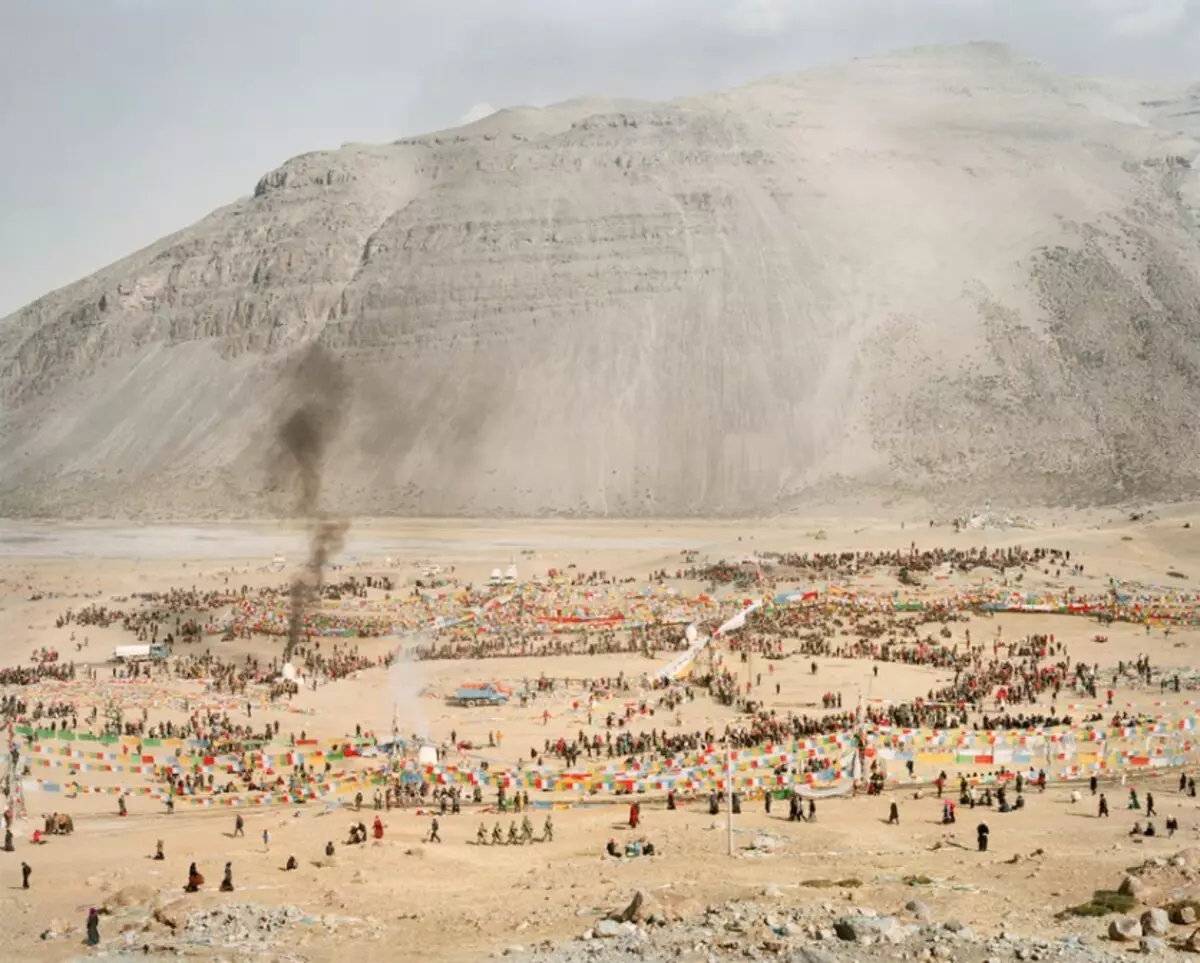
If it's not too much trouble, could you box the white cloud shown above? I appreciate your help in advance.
[1088,0,1191,38]
[459,102,498,125]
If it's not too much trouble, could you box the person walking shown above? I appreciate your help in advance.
[21,861,31,889]
[234,814,244,837]
[976,823,990,853]
[86,907,100,945]
[888,801,900,825]
[1147,793,1157,817]
[1098,793,1109,818]
[429,817,441,843]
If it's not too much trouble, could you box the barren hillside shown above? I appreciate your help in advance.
[2,43,1199,519]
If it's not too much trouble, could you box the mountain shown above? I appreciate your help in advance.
[2,43,1200,519]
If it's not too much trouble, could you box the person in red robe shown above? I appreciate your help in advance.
[373,816,384,840]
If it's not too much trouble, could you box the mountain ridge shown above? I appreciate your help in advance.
[2,43,1199,519]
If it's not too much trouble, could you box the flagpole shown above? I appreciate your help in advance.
[726,743,734,857]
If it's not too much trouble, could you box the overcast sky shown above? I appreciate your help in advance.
[2,0,1198,317]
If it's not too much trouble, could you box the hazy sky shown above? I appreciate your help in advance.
[2,0,1198,317]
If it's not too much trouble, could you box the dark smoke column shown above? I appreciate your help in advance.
[275,345,349,665]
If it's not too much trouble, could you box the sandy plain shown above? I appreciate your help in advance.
[3,507,1200,962]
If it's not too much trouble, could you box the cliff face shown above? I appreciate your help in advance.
[2,44,1199,518]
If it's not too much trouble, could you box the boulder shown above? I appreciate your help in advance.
[1172,904,1197,925]
[1140,908,1170,936]
[1109,917,1143,941]
[834,915,908,945]
[613,891,646,924]
[905,899,932,921]
[1139,936,1166,954]
[1186,927,1200,952]
[593,919,624,939]
[1119,875,1151,900]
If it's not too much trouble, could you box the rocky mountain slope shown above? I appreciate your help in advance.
[2,43,1199,518]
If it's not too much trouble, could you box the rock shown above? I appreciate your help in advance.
[833,915,908,945]
[1172,904,1197,925]
[1186,928,1200,951]
[791,949,839,963]
[1109,917,1143,941]
[613,891,647,924]
[762,885,783,899]
[503,947,525,956]
[905,900,932,921]
[1119,875,1151,900]
[750,836,780,852]
[593,919,624,939]
[1140,908,1170,935]
[1139,936,1166,954]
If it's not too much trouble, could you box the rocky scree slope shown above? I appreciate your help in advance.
[1,44,1199,518]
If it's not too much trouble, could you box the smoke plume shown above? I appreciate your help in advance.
[276,345,349,664]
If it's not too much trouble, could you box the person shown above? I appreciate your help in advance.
[708,792,719,816]
[1167,816,1179,837]
[888,801,900,825]
[491,823,503,845]
[373,816,384,840]
[262,829,270,850]
[1090,775,1098,796]
[21,861,30,889]
[429,817,441,843]
[543,815,554,843]
[606,838,621,857]
[667,790,676,811]
[220,862,234,892]
[234,814,245,837]
[765,791,772,815]
[86,907,100,946]
[1181,773,1187,793]
[324,841,335,857]
[507,821,519,845]
[185,862,204,892]
[976,823,989,853]
[1098,793,1109,818]
[166,796,175,815]
[942,801,956,824]
[732,792,742,815]
[1129,789,1141,810]
[1144,821,1157,837]
[3,828,13,852]
[154,839,165,860]
[477,823,487,845]
[285,855,298,871]
[807,799,816,822]
[1147,793,1157,817]
[629,802,640,829]
[1130,822,1143,836]
[118,795,127,817]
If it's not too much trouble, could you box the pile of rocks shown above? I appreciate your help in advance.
[182,903,306,947]
[513,891,1135,963]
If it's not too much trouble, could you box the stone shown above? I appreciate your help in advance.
[833,915,908,945]
[594,919,624,938]
[1119,875,1150,900]
[614,891,647,924]
[762,885,783,899]
[790,949,839,963]
[1186,928,1200,951]
[1172,904,1197,925]
[751,835,780,852]
[1109,917,1143,941]
[905,900,932,921]
[1139,936,1166,954]
[1140,908,1169,936]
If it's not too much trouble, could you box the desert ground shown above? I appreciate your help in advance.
[3,506,1200,962]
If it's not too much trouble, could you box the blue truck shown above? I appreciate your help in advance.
[449,683,510,708]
